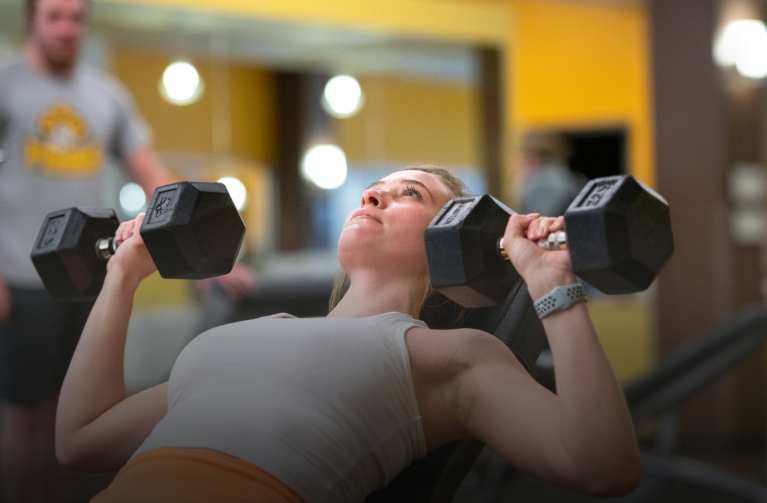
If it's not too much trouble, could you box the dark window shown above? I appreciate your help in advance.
[560,128,626,180]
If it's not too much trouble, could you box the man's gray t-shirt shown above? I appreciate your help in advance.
[0,58,150,287]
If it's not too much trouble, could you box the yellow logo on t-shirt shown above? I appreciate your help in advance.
[25,103,103,176]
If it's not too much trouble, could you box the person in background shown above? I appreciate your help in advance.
[0,0,254,500]
[519,131,586,218]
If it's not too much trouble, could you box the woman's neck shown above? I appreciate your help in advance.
[327,270,427,320]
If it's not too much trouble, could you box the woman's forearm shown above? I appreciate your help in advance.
[538,284,641,493]
[56,268,140,458]
[485,213,640,494]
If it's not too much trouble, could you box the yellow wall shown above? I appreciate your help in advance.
[110,45,275,163]
[589,298,656,384]
[110,45,276,307]
[508,0,653,187]
[502,0,656,378]
[337,75,479,167]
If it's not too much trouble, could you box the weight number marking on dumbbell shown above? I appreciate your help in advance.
[147,187,178,225]
[577,179,616,208]
[154,197,171,215]
[38,215,64,249]
[433,200,474,227]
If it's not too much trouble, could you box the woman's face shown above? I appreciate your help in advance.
[338,170,452,276]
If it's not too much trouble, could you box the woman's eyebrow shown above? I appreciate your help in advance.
[366,179,434,200]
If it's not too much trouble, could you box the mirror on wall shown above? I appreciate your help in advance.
[0,0,496,259]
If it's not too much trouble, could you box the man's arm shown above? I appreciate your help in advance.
[125,146,175,195]
[0,72,12,323]
[0,274,10,323]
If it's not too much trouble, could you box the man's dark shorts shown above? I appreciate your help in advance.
[0,288,93,404]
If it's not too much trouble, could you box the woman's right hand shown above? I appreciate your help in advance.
[107,213,157,286]
[502,213,576,298]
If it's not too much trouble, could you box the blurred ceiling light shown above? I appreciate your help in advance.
[119,182,146,215]
[217,176,247,211]
[160,61,204,105]
[322,75,363,118]
[302,144,347,189]
[714,19,767,79]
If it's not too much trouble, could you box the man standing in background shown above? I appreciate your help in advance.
[519,131,585,218]
[1,0,173,500]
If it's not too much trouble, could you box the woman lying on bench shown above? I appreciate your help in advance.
[56,166,640,502]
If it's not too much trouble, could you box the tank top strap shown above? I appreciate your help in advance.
[372,311,428,330]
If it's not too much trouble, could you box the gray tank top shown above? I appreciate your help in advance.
[133,312,429,503]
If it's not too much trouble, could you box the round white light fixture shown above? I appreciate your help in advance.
[119,182,146,215]
[217,176,247,211]
[160,61,204,105]
[302,144,347,189]
[322,75,363,118]
[714,19,767,79]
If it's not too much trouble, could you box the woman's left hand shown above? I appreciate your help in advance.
[501,214,576,298]
[107,213,157,287]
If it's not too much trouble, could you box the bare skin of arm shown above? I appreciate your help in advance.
[407,214,641,497]
[56,214,168,472]
[0,274,10,323]
[126,146,175,196]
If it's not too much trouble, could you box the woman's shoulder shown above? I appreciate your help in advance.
[405,325,505,370]
[408,324,496,342]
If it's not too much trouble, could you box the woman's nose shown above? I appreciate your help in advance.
[361,189,385,208]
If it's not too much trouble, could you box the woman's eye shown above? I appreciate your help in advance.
[401,186,422,199]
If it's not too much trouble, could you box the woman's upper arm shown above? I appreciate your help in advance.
[57,381,168,472]
[454,333,581,489]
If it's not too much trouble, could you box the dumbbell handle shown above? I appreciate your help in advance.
[95,237,119,260]
[498,231,568,259]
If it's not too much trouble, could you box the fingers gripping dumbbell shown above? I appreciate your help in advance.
[497,230,566,260]
[30,181,246,300]
[424,175,674,308]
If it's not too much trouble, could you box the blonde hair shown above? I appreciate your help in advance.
[328,165,471,328]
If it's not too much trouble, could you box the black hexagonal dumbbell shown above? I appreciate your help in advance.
[424,175,674,308]
[30,181,246,300]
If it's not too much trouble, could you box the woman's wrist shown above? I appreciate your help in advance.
[104,263,144,294]
[526,269,579,301]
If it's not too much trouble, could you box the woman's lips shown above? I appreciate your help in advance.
[350,210,381,223]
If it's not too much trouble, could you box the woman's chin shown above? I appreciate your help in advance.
[339,224,382,242]
[338,230,385,264]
